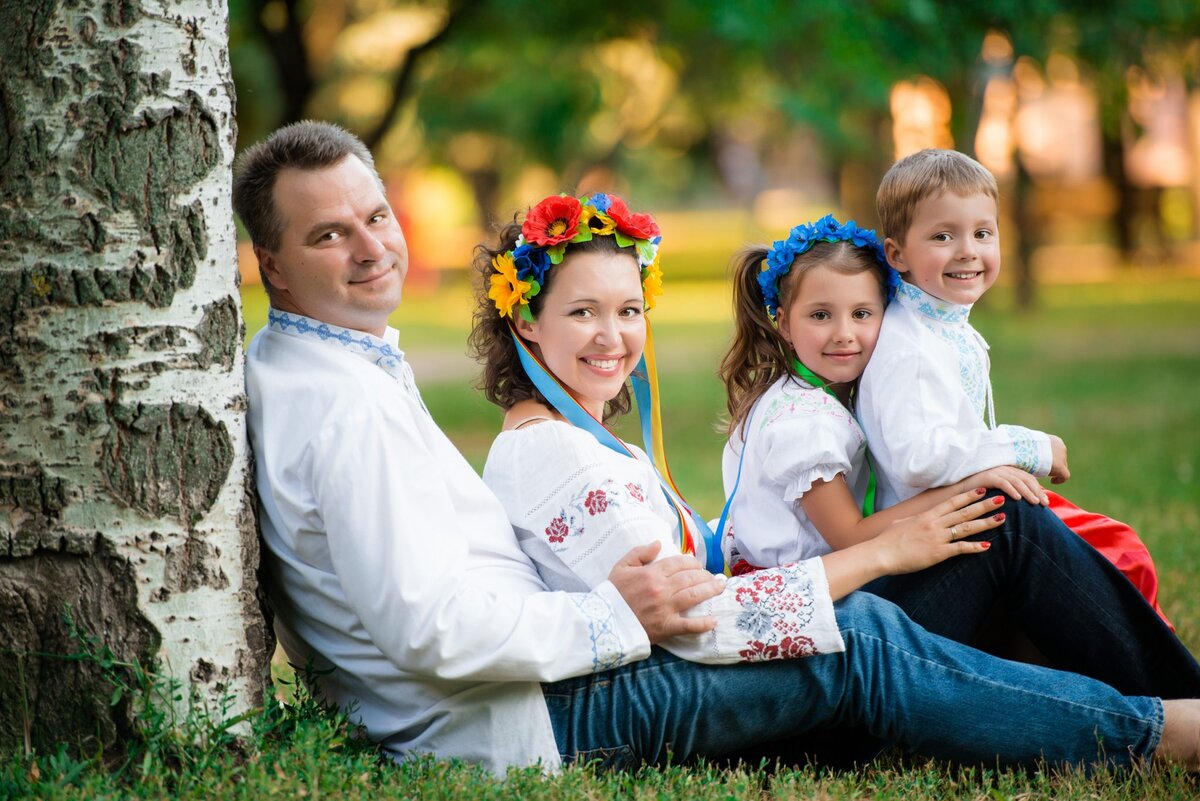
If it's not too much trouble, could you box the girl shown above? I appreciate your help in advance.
[465,193,1200,770]
[720,215,1200,700]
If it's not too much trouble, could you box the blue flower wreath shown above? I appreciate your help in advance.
[758,214,900,320]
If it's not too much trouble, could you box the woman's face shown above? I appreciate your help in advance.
[516,250,646,419]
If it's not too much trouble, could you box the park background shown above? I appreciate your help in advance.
[233,0,1200,635]
[5,0,1200,798]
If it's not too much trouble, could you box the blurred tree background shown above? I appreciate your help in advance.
[228,0,1200,305]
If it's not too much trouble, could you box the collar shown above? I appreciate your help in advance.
[267,308,408,379]
[894,280,972,324]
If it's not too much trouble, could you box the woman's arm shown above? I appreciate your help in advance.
[802,466,1047,551]
[820,487,1005,600]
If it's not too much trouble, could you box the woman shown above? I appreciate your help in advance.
[467,192,1200,770]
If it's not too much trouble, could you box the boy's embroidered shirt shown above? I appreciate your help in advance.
[858,283,1053,509]
[484,420,845,664]
[249,310,652,776]
[893,282,990,422]
[721,375,872,568]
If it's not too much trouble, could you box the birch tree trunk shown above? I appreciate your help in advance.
[0,0,269,753]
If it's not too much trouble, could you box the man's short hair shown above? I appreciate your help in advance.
[232,120,380,252]
[876,149,998,242]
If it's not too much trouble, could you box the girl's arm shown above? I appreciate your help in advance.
[820,487,1005,600]
[803,465,1047,552]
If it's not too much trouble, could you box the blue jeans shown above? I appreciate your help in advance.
[543,592,1162,770]
[865,494,1200,698]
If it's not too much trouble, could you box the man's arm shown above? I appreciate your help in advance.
[608,542,721,643]
[313,401,654,682]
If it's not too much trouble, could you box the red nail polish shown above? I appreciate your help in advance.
[992,496,1004,506]
[993,512,1005,522]
[975,487,987,495]
[980,542,991,550]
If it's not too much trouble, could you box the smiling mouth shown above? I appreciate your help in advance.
[825,352,860,360]
[946,271,981,280]
[583,357,621,370]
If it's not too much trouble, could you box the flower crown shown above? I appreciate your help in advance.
[759,214,900,320]
[489,193,664,322]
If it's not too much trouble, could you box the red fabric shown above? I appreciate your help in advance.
[1047,490,1173,630]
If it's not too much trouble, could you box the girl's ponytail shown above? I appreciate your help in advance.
[719,246,795,436]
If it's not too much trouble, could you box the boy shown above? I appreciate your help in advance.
[857,148,1169,623]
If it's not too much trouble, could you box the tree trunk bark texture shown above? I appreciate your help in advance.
[0,0,269,754]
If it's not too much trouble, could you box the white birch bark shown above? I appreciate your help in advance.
[0,0,268,750]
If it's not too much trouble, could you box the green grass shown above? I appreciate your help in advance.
[11,275,1198,798]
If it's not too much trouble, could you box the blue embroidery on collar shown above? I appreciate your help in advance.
[268,309,404,372]
[894,281,972,324]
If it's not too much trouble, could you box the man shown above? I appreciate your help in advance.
[234,121,1200,777]
[234,121,724,773]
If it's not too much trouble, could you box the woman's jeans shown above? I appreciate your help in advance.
[543,593,1162,769]
[544,497,1193,769]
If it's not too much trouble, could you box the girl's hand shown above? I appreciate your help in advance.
[874,488,1006,576]
[961,466,1049,506]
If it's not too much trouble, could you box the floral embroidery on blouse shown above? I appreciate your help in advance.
[569,593,626,671]
[731,562,822,662]
[541,479,644,550]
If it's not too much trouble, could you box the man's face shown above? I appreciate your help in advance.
[256,155,407,336]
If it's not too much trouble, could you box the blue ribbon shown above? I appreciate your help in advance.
[510,326,726,574]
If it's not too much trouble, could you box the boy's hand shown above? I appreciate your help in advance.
[609,542,723,643]
[1049,435,1070,484]
[964,465,1049,505]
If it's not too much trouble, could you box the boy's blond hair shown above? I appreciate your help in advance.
[876,149,998,242]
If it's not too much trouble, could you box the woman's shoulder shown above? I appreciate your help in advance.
[485,419,613,481]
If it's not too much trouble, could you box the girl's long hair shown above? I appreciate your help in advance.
[719,240,888,435]
[719,246,793,436]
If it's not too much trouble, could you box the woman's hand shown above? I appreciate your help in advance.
[873,488,1005,576]
[822,488,1006,599]
[960,465,1049,506]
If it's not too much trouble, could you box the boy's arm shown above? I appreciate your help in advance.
[859,343,1053,497]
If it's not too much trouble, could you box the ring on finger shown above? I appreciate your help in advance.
[949,526,959,537]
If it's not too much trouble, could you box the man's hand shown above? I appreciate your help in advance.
[608,542,724,644]
[1049,434,1070,484]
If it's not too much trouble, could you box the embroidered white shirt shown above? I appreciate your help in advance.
[484,421,845,663]
[857,282,1052,508]
[721,375,873,566]
[246,310,651,775]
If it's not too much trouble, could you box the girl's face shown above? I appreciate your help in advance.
[515,250,646,419]
[778,265,884,401]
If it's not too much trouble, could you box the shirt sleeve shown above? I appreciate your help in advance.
[863,343,1053,489]
[759,407,860,502]
[495,424,845,664]
[310,402,650,684]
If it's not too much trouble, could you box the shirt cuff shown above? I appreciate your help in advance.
[592,580,653,666]
[999,424,1052,476]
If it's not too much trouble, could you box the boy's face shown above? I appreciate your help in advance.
[884,191,1000,306]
